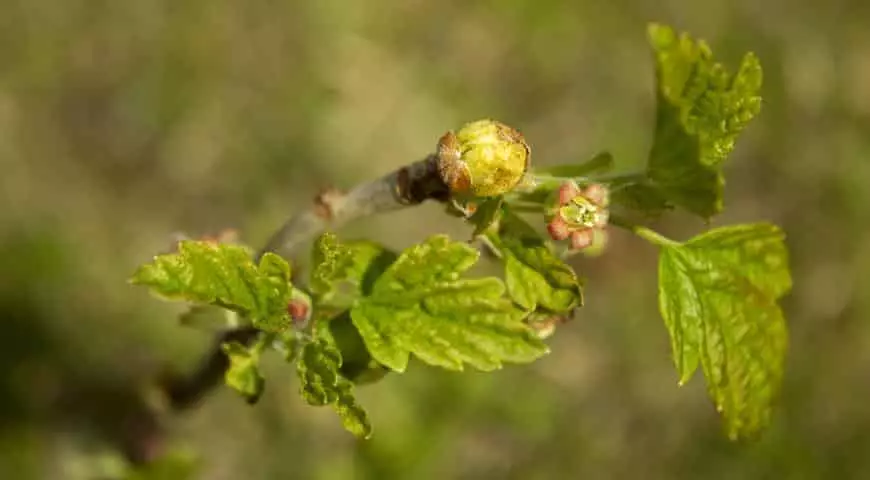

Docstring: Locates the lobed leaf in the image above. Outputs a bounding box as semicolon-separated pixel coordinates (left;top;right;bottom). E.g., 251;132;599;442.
535;151;614;178
350;235;549;372
310;233;396;309
656;223;790;438
641;24;763;218
221;341;265;403
130;241;293;332
296;339;372;438
490;212;583;313
468;196;504;237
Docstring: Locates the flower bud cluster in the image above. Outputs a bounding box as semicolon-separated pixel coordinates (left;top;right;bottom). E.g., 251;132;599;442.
545;181;610;251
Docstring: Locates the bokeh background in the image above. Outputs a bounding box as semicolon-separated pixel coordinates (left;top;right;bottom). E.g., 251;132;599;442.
3;0;870;478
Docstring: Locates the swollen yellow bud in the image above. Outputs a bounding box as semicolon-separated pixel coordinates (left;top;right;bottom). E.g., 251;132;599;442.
436;119;530;197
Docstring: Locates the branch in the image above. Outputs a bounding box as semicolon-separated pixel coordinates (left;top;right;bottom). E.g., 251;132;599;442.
259;154;448;260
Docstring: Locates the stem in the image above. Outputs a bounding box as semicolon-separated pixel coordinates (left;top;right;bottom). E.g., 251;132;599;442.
589;172;647;185
259;155;447;260
609;214;681;248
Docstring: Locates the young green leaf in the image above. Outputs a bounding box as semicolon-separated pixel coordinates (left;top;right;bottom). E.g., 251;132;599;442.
610;181;672;219
654;223;790;438
320;311;391;385
222;341;265;404
468;196;504;237
296;339;372;438
130;241;293;332
643;23;763;218
515;152;614;206
488;212;583;313
310;233;396;308
535;151;614;178
350;235;549;372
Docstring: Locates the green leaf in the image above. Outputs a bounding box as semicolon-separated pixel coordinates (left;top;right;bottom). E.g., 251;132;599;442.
321;311;390;385
656;223;790;438
130;241;293;332
310;233;396;308
296;339;372;438
489;212;583;313
536;151;614;178
350;235;549;372
221;341;265;403
610;181;672;218
516;152;614;206
645;23;763;219
468;196;504;237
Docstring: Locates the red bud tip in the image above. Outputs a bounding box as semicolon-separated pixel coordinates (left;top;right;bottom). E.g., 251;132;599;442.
547;216;571;240
287;301;309;322
570;229;593;250
557;181;581;205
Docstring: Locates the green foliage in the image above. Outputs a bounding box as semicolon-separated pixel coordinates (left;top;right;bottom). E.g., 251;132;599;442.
126;22;792;451
322;311;390;385
651;223;790;438
350;235;549;372
535;151;614;178
468;196;505;237
310;233;397;309
221;340;265;403
488;211;583;313
222;340;266;402
130;241;293;332
620;24;763;218
296;339;372;438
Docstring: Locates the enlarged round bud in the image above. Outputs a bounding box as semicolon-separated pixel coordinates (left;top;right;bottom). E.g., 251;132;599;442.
436;119;530;198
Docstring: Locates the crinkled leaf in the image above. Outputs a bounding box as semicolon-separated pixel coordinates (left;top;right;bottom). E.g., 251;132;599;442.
350;235;549;373
130;241;293;332
320;311;390;385
536;151;614;178
310;233;396;308
644;23;763;219
657;223;790;438
610;181;672;218
221;341;264;404
296;339;372;438
468;196;504;237
491;212;583;313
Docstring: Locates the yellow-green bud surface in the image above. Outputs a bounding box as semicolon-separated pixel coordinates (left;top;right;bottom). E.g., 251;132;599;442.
436;119;530;198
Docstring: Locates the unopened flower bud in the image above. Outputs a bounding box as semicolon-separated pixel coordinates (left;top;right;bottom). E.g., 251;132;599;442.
547;216;570;241
287;289;312;329
570;229;594;250
545;181;611;251
436;119;530;198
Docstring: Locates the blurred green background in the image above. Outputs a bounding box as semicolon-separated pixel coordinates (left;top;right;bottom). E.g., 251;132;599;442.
3;0;870;478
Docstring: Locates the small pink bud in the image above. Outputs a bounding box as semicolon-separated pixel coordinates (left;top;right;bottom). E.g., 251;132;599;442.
547;216;571;241
557;181;580;206
583;183;609;206
570;229;594;250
